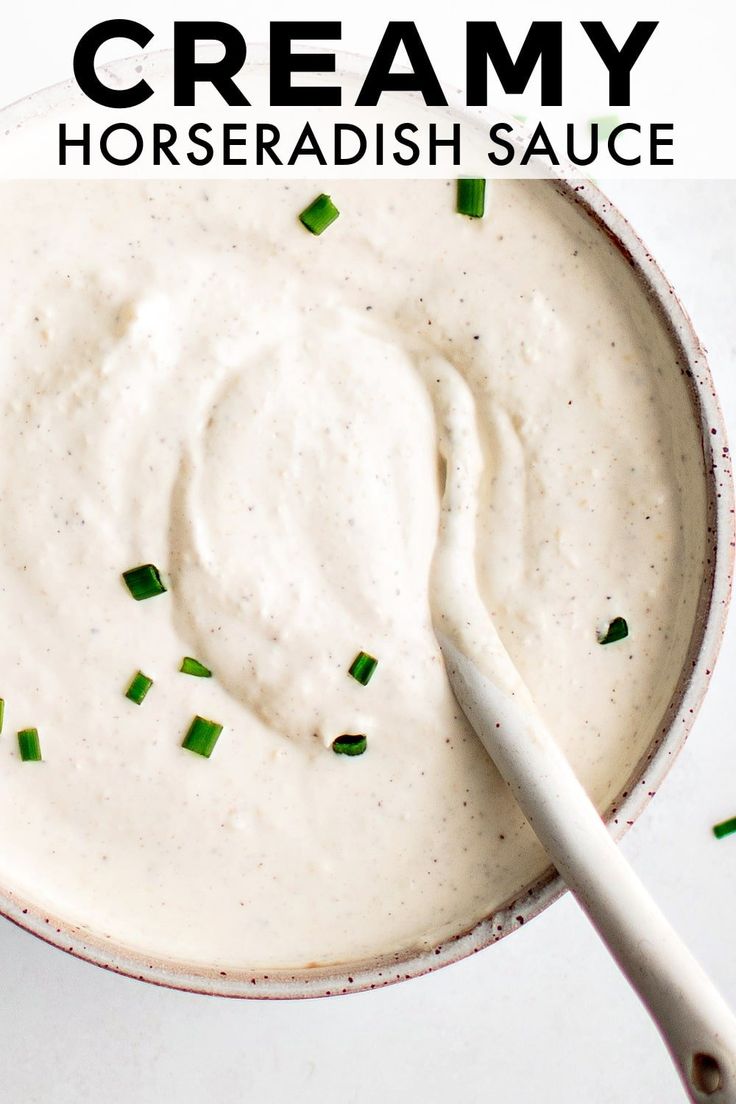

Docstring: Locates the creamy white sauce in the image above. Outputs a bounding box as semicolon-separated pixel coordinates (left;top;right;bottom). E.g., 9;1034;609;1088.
0;179;705;968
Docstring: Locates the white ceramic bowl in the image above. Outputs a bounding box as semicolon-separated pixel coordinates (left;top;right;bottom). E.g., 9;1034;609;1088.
0;54;732;998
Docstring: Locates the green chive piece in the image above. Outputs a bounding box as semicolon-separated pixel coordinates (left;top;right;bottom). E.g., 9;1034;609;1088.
126;671;153;705
598;616;629;645
299;194;340;236
182;715;223;758
18;728;42;762
456;178;486;219
348;651;378;686
0;698;4;735
122;563;167;601
713;816;736;841
180;657;212;679
590;114;620;142
332;734;367;757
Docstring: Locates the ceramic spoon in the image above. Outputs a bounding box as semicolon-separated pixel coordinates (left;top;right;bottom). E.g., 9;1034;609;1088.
423;353;736;1102
439;633;736;1103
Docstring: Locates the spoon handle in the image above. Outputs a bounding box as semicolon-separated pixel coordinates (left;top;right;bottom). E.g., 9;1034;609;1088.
441;638;736;1103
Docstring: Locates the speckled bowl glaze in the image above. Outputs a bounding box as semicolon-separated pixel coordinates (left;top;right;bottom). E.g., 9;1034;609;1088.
0;56;733;999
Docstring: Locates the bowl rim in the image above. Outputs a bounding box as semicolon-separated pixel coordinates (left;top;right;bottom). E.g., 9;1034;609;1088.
0;58;733;1000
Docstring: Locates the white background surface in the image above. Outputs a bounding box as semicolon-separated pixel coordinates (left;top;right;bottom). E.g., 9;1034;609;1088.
1;5;735;1103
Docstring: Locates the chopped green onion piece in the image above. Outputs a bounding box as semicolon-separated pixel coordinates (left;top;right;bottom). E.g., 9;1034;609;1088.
0;698;4;735
332;734;367;757
18;728;42;762
598;616;629;645
125;671;153;705
182;715;223;758
457;178;486;219
348;651;378;686
299;194;340;236
122;563;167;601
713;816;736;841
180;657;212;678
